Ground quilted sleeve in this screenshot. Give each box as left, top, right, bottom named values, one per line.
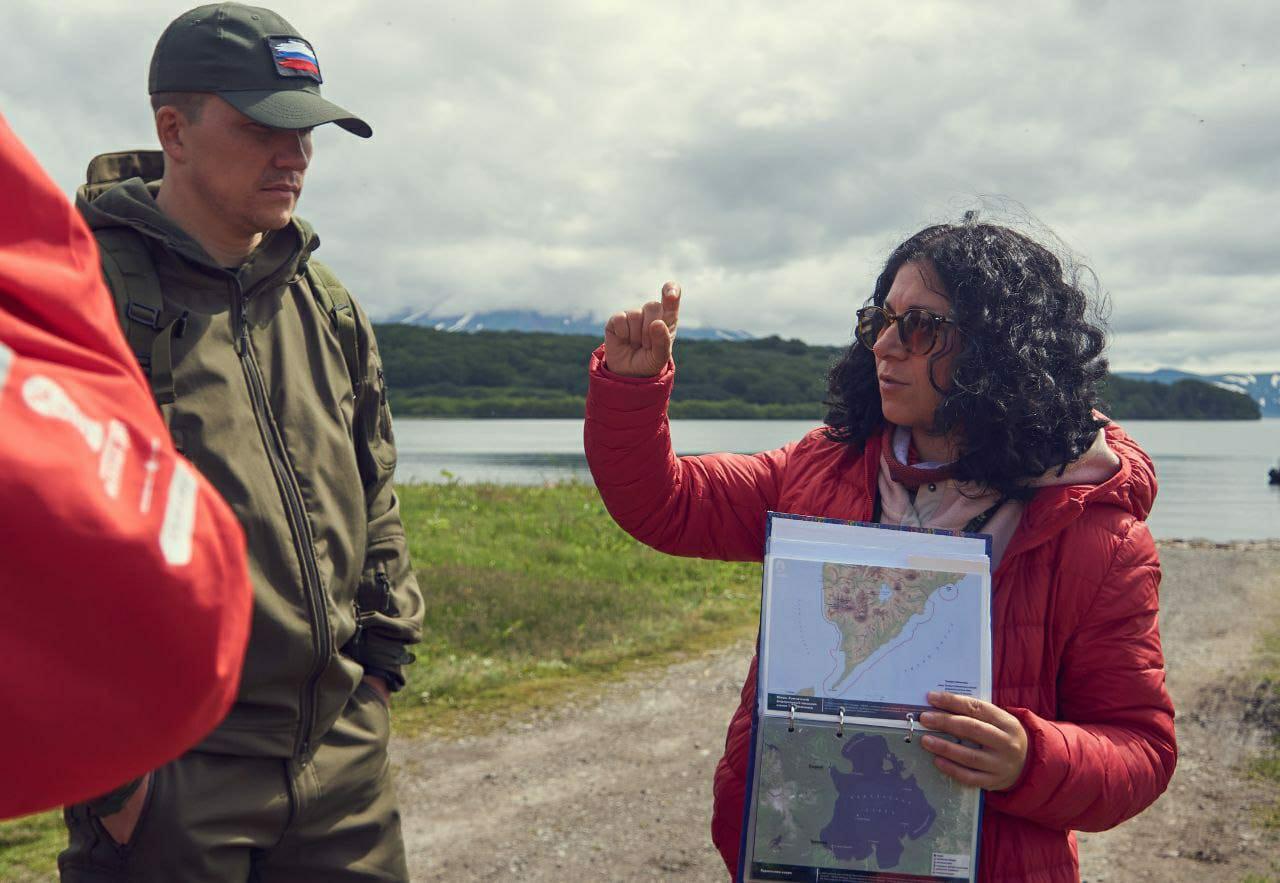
left=985, top=519, right=1177, bottom=830
left=583, top=344, right=792, bottom=562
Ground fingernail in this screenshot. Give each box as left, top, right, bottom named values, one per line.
left=927, top=691, right=942, bottom=702
left=919, top=712, right=936, bottom=727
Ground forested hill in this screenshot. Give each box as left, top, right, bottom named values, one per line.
left=373, top=324, right=1262, bottom=421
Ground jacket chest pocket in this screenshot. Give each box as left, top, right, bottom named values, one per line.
left=354, top=349, right=396, bottom=480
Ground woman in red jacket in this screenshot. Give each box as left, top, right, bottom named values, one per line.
left=584, top=221, right=1176, bottom=882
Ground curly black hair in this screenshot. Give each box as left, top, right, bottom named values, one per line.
left=824, top=221, right=1109, bottom=500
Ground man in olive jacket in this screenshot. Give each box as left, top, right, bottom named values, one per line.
left=60, top=5, right=423, bottom=880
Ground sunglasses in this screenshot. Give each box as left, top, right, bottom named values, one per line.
left=855, top=305, right=958, bottom=356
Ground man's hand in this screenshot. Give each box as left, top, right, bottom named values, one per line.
left=603, top=282, right=681, bottom=378
left=362, top=674, right=391, bottom=706
left=98, top=772, right=152, bottom=846
left=918, top=691, right=1028, bottom=791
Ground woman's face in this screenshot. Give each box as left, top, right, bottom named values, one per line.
left=871, top=261, right=962, bottom=431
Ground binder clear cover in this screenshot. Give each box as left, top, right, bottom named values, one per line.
left=737, top=513, right=993, bottom=883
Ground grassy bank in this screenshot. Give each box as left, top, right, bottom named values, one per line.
left=389, top=390, right=824, bottom=420
left=394, top=481, right=760, bottom=732
left=0, top=482, right=759, bottom=878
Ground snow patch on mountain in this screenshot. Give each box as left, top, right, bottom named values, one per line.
left=1120, top=369, right=1280, bottom=417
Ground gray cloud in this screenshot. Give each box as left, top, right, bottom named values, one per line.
left=4, top=0, right=1277, bottom=372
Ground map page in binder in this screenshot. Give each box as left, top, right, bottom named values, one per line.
left=739, top=513, right=991, bottom=883
left=763, top=556, right=987, bottom=723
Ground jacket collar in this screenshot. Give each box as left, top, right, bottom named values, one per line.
left=845, top=421, right=1155, bottom=569
left=75, top=151, right=319, bottom=309
left=996, top=422, right=1155, bottom=570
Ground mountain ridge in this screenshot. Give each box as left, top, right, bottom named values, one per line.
left=371, top=324, right=1262, bottom=421
left=378, top=307, right=754, bottom=342
left=1117, top=369, right=1280, bottom=417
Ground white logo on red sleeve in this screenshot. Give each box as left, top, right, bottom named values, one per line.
left=19, top=372, right=198, bottom=567
left=22, top=375, right=105, bottom=451
left=160, top=460, right=198, bottom=566
left=22, top=375, right=130, bottom=499
left=140, top=438, right=162, bottom=514
left=99, top=419, right=129, bottom=499
left=0, top=341, right=12, bottom=397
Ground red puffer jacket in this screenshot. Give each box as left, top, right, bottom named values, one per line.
left=0, top=115, right=251, bottom=818
left=584, top=347, right=1176, bottom=883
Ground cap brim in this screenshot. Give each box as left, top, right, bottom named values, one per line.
left=219, top=89, right=372, bottom=138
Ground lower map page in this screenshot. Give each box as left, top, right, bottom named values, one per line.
left=749, top=716, right=978, bottom=881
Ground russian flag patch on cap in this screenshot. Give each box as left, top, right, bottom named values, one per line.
left=268, top=36, right=323, bottom=83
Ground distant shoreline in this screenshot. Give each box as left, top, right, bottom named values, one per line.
left=376, top=326, right=1263, bottom=421
left=388, top=401, right=1268, bottom=421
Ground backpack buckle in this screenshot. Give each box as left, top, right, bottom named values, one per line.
left=126, top=301, right=163, bottom=330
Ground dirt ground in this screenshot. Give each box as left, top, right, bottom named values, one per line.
left=394, top=541, right=1280, bottom=882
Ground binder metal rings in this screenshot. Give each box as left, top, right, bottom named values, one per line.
left=836, top=707, right=845, bottom=738
left=904, top=712, right=917, bottom=743
left=788, top=705, right=796, bottom=733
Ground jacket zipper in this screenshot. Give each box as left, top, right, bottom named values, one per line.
left=232, top=279, right=330, bottom=760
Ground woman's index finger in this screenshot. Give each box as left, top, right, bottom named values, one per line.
left=661, top=282, right=681, bottom=330
left=929, top=691, right=1016, bottom=730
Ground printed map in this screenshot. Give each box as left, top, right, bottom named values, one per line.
left=750, top=717, right=976, bottom=877
left=765, top=558, right=984, bottom=708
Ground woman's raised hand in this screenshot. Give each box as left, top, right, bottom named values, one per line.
left=603, top=282, right=681, bottom=378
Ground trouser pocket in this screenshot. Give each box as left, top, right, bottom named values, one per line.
left=59, top=769, right=161, bottom=879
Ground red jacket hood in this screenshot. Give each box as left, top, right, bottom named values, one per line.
left=1004, top=422, right=1157, bottom=567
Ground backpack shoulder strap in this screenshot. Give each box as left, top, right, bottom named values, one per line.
left=305, top=259, right=363, bottom=401
left=93, top=227, right=182, bottom=407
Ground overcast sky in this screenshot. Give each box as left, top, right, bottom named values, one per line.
left=4, top=0, right=1277, bottom=371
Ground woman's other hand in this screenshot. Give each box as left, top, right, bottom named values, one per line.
left=919, top=691, right=1028, bottom=791
left=603, top=282, right=681, bottom=377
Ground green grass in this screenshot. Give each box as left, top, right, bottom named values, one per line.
left=0, top=481, right=762, bottom=876
left=0, top=809, right=62, bottom=880
left=1246, top=631, right=1280, bottom=831
left=393, top=481, right=761, bottom=732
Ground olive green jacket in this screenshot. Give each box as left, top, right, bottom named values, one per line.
left=76, top=153, right=422, bottom=759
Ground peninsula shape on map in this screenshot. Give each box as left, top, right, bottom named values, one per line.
left=748, top=715, right=977, bottom=880
left=764, top=559, right=983, bottom=715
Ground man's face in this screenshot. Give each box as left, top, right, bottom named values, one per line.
left=180, top=96, right=313, bottom=237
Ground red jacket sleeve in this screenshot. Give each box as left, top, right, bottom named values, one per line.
left=583, top=345, right=792, bottom=562
left=985, top=519, right=1176, bottom=830
left=0, top=115, right=252, bottom=819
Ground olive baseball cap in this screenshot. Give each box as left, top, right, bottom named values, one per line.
left=149, top=3, right=372, bottom=138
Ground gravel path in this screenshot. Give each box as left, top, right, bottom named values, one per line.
left=393, top=542, right=1280, bottom=882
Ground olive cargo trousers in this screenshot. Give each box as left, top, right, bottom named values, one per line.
left=59, top=681, right=408, bottom=882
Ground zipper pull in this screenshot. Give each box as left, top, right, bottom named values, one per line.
left=237, top=315, right=250, bottom=355
left=232, top=286, right=249, bottom=355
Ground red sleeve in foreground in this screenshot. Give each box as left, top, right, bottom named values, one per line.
left=0, top=114, right=251, bottom=819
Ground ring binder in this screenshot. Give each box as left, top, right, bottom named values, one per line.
left=741, top=513, right=990, bottom=882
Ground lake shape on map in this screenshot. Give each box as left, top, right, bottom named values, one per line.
left=751, top=717, right=977, bottom=876
left=765, top=558, right=983, bottom=708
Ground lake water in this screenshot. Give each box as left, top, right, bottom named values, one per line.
left=393, top=418, right=1280, bottom=542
